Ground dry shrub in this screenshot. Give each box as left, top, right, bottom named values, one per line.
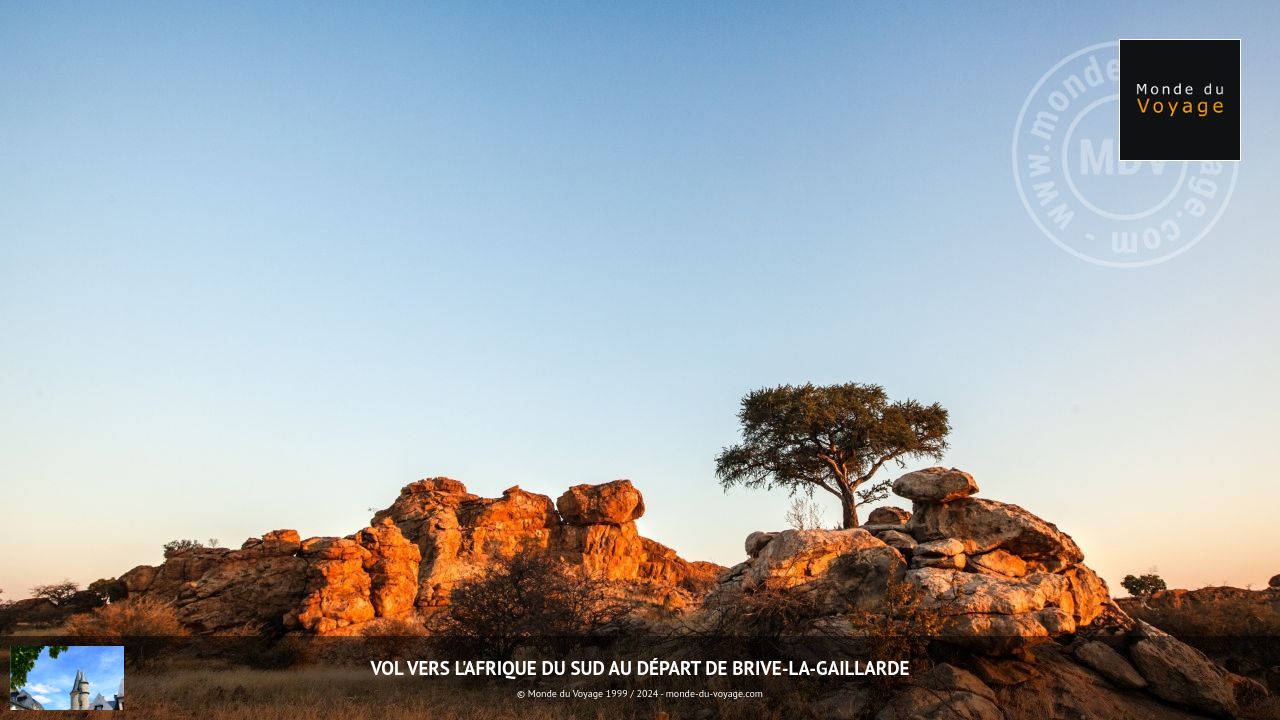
left=62, top=597, right=188, bottom=670
left=432, top=552, right=632, bottom=660
left=705, top=585, right=821, bottom=639
left=357, top=616, right=432, bottom=661
left=843, top=578, right=944, bottom=661
left=64, top=596, right=189, bottom=638
left=361, top=616, right=428, bottom=637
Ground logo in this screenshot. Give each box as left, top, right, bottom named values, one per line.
left=1119, top=39, right=1240, bottom=161
left=1012, top=42, right=1238, bottom=268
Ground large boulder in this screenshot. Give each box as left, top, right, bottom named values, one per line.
left=146, top=546, right=235, bottom=599
left=355, top=520, right=421, bottom=619
left=369, top=477, right=476, bottom=606
left=907, top=568, right=1085, bottom=654
left=729, top=529, right=905, bottom=613
left=1060, top=565, right=1109, bottom=626
left=908, top=497, right=1084, bottom=572
left=119, top=564, right=159, bottom=596
left=866, top=506, right=911, bottom=527
left=366, top=478, right=712, bottom=610
left=876, top=664, right=1002, bottom=720
left=875, top=529, right=917, bottom=554
left=892, top=467, right=979, bottom=503
left=556, top=479, right=645, bottom=525
left=991, top=645, right=1220, bottom=719
left=1270, top=574, right=1280, bottom=589
left=1129, top=621, right=1239, bottom=718
left=908, top=568, right=1071, bottom=616
left=745, top=531, right=777, bottom=558
left=558, top=522, right=645, bottom=580
left=967, top=549, right=1028, bottom=578
left=460, top=486, right=560, bottom=555
left=637, top=537, right=721, bottom=595
left=172, top=532, right=308, bottom=633
left=912, top=538, right=966, bottom=570
left=1073, top=640, right=1147, bottom=689
left=294, top=537, right=376, bottom=634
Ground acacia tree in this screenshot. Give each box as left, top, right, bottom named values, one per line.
left=715, top=383, right=950, bottom=528
left=30, top=580, right=79, bottom=606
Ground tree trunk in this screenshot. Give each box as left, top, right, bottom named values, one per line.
left=839, top=485, right=858, bottom=529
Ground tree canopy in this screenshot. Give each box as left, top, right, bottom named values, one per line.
left=1121, top=573, right=1167, bottom=598
left=715, top=382, right=950, bottom=528
left=30, top=580, right=79, bottom=606
left=11, top=646, right=68, bottom=689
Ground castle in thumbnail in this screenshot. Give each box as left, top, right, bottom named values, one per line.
left=70, top=668, right=123, bottom=711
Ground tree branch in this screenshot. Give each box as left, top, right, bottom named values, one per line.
left=858, top=449, right=907, bottom=484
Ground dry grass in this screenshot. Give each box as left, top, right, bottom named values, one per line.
left=1125, top=594, right=1280, bottom=639
left=122, top=664, right=803, bottom=720
left=63, top=596, right=189, bottom=638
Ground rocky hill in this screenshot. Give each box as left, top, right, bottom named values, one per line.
left=115, top=478, right=719, bottom=634
left=103, top=468, right=1273, bottom=718
left=697, top=467, right=1272, bottom=718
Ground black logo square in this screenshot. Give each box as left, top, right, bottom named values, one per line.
left=1119, top=39, right=1240, bottom=161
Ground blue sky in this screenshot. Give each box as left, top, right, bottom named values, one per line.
left=1, top=2, right=1278, bottom=596
left=15, top=646, right=123, bottom=710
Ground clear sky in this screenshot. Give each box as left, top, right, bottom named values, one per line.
left=15, top=645, right=124, bottom=710
left=2, top=2, right=1277, bottom=599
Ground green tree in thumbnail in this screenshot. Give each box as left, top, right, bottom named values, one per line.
left=716, top=383, right=950, bottom=529
left=11, top=646, right=68, bottom=689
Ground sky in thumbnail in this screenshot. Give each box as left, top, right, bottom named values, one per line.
left=15, top=645, right=123, bottom=710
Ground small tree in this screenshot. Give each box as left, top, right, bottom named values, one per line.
left=434, top=552, right=630, bottom=660
left=30, top=580, right=79, bottom=606
left=163, top=539, right=205, bottom=556
left=785, top=494, right=827, bottom=530
left=88, top=577, right=127, bottom=603
left=1122, top=573, right=1167, bottom=598
left=716, top=383, right=950, bottom=528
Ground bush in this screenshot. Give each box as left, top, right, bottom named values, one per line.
left=1121, top=573, right=1167, bottom=598
left=88, top=577, right=128, bottom=603
left=785, top=495, right=828, bottom=531
left=64, top=596, right=189, bottom=638
left=433, top=552, right=631, bottom=660
left=64, top=597, right=190, bottom=670
left=163, top=539, right=205, bottom=556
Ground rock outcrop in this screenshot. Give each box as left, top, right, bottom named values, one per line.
left=557, top=479, right=645, bottom=525
left=100, top=465, right=1268, bottom=717
left=120, top=478, right=716, bottom=634
left=1128, top=621, right=1239, bottom=717
left=714, top=528, right=905, bottom=614
left=705, top=467, right=1266, bottom=718
left=369, top=478, right=717, bottom=610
